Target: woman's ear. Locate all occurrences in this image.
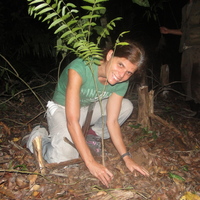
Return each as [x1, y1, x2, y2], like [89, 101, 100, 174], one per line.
[106, 50, 114, 61]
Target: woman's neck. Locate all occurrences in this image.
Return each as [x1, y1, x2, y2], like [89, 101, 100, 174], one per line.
[98, 61, 108, 85]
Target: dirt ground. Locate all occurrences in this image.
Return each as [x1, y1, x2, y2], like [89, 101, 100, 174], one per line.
[0, 91, 200, 200]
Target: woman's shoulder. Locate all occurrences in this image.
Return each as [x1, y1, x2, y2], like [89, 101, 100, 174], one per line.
[68, 58, 86, 67]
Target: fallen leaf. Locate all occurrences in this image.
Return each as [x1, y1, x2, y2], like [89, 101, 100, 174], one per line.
[32, 191, 40, 197]
[16, 175, 29, 189]
[0, 122, 10, 135]
[13, 137, 20, 142]
[96, 191, 107, 196]
[30, 184, 40, 191]
[169, 172, 185, 181]
[28, 171, 38, 188]
[180, 191, 200, 200]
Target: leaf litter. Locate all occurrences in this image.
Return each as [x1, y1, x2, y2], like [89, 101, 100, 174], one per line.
[0, 94, 200, 200]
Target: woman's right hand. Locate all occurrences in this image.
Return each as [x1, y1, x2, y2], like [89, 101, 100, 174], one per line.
[86, 160, 114, 188]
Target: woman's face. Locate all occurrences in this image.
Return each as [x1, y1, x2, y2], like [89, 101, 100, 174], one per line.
[105, 50, 138, 85]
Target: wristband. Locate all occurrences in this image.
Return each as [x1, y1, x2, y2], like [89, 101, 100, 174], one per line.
[121, 152, 131, 159]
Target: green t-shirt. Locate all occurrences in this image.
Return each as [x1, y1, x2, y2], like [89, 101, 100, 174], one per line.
[53, 58, 129, 107]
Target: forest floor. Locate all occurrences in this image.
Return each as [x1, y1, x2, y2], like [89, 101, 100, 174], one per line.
[0, 91, 200, 200]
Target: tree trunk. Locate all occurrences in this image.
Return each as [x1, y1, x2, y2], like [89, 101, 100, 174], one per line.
[137, 86, 153, 128]
[160, 64, 169, 98]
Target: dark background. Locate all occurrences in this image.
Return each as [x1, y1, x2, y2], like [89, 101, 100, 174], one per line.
[0, 0, 188, 86]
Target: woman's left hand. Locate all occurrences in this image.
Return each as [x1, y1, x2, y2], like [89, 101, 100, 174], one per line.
[123, 156, 149, 176]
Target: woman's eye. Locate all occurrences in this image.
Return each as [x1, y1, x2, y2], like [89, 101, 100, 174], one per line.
[126, 71, 133, 76]
[119, 63, 123, 67]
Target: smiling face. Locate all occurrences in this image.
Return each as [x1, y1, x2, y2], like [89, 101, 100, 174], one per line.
[104, 50, 138, 85]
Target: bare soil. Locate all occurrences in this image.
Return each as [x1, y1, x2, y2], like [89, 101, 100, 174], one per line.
[0, 93, 200, 200]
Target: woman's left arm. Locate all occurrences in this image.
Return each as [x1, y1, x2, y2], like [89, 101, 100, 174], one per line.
[106, 93, 149, 176]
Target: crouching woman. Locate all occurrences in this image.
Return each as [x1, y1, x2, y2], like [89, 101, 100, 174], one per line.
[25, 40, 149, 187]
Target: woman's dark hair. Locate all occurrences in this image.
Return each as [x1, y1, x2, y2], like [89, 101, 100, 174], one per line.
[103, 40, 145, 71]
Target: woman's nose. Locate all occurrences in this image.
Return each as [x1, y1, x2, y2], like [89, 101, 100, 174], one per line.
[119, 70, 126, 78]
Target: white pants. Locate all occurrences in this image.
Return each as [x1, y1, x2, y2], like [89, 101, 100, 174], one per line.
[26, 98, 133, 163]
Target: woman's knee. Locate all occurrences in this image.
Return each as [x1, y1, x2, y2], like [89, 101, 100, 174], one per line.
[121, 98, 134, 115]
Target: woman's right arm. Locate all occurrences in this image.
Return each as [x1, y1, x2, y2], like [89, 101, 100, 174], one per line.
[65, 69, 113, 187]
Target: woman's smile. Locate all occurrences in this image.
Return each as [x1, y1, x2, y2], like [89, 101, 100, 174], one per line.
[112, 72, 121, 82]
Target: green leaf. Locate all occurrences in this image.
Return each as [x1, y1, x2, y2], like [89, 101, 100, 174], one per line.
[129, 124, 141, 129]
[95, 0, 109, 3]
[169, 172, 185, 181]
[83, 0, 95, 4]
[38, 7, 53, 15]
[66, 20, 78, 27]
[66, 3, 76, 8]
[182, 166, 189, 172]
[81, 14, 101, 19]
[67, 36, 76, 45]
[62, 6, 67, 16]
[60, 30, 72, 39]
[72, 27, 82, 32]
[92, 7, 106, 11]
[52, 3, 57, 9]
[54, 24, 67, 34]
[132, 0, 150, 7]
[82, 22, 96, 28]
[70, 9, 79, 14]
[76, 33, 85, 40]
[107, 24, 113, 30]
[62, 13, 71, 21]
[34, 3, 48, 11]
[42, 12, 57, 22]
[49, 18, 63, 29]
[29, 0, 45, 5]
[14, 164, 28, 171]
[116, 42, 129, 46]
[81, 6, 93, 11]
[57, 0, 62, 12]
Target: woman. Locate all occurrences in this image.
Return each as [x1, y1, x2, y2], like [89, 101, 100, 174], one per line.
[25, 40, 149, 187]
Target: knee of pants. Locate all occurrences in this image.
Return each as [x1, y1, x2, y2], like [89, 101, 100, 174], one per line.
[121, 98, 134, 117]
[47, 137, 79, 163]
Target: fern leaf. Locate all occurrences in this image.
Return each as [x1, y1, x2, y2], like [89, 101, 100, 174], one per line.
[52, 3, 57, 9]
[95, 0, 109, 3]
[83, 0, 108, 3]
[42, 12, 57, 22]
[81, 14, 101, 19]
[54, 24, 67, 34]
[82, 22, 96, 28]
[29, 0, 45, 5]
[92, 7, 106, 11]
[60, 30, 72, 39]
[34, 3, 48, 11]
[62, 13, 71, 21]
[56, 0, 63, 13]
[72, 27, 82, 32]
[82, 0, 95, 4]
[70, 9, 79, 14]
[38, 7, 53, 15]
[81, 6, 93, 11]
[66, 3, 77, 8]
[67, 36, 76, 45]
[106, 24, 113, 30]
[66, 20, 78, 27]
[76, 34, 85, 39]
[49, 18, 63, 29]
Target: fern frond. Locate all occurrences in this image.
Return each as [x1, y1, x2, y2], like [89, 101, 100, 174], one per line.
[27, 0, 117, 62]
